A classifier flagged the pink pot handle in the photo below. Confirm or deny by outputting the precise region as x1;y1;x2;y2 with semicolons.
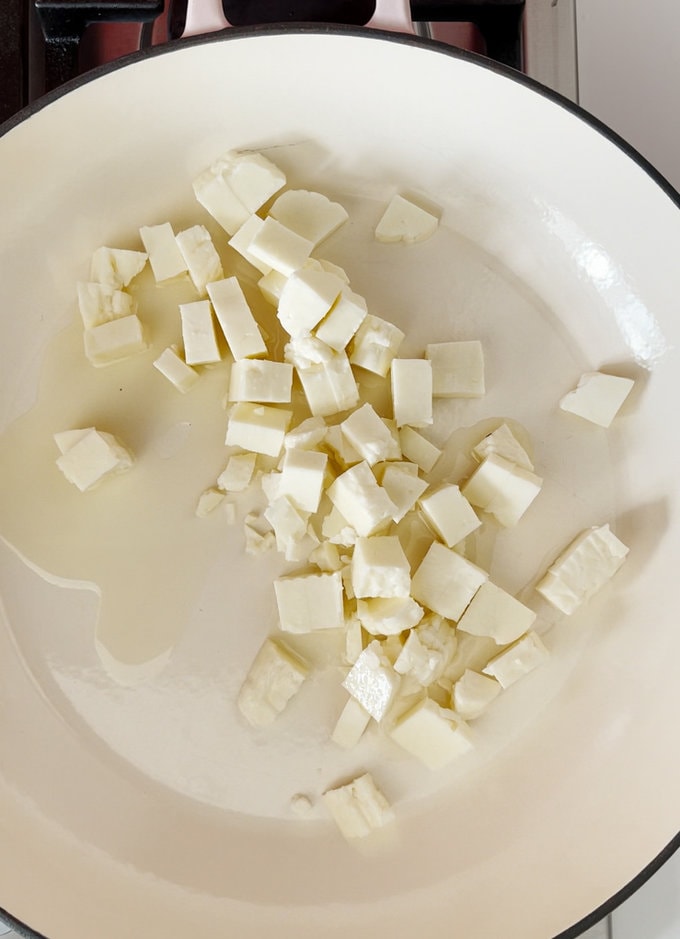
182;0;415;38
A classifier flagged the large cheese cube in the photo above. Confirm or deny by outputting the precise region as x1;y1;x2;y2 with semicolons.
225;402;292;457
482;631;549;688
193;165;251;236
452;669;502;720
351;535;411;599
89;246;147;288
179;299;221;365
274;570;344;633
357;596;424;636
83;314;146;366
374;193;439;244
277;268;344;337
55;427;133;492
193;151;285;235
237;637;309;727
411;541;488;621
139;223;188;283
342;640;401;721
77;281;136;329
425;340;485;398
285;335;359;417
418;483;481;547
322;773;394;839
340;403;401;467
349;314;405;376
153;346;199;393
248;217;314;276
277;447;328;514
327;462;396;537
269;189;349;246
207;276;267;360
456;580;536;644
389;698;473;769
461;453;542;527
535;523;629;614
229;359;293;403
391;359;433;428
559;371;634;427
175;225;223;295
315;288;368;351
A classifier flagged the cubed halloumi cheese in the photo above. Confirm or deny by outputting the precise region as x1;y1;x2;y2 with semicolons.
351;535;411;599
391;358;433;428
264;496;315;561
482;630;549;688
535;523;629;614
225;402;292;458
277;447;328;513
89;246;147;288
398;425;441;473
175;225;223;296
418;483;481;548
285;335;359;417
277;267;344;337
461;453;543;527
284;416;328;452
456;580;536;645
77;281;136;329
389;698;473;769
380;462;428;523
228;214;272;275
559;371;634;428
327;461;396;537
248;217;314;276
192;150;285;235
229;359;293;403
452;669;502;720
315;288;368;352
411;541;488;621
207;276;267;361
237;637;309;728
139;223;188;284
153;345;200;393
331;696;371;749
342;640;401;721
357;596;424;636
179;299;221;365
274;570;344;633
340;403;401;467
217;451;257;492
322;773;394;839
374;193;439;244
349;313;405;377
473;422;534;472
55;427;133;492
83;313;147;366
425;340;485;398
393;613;457;686
269;189;349;247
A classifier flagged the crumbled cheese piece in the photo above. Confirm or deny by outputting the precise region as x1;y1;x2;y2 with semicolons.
315;288;368;352
452;669;502;720
277;268;344;337
389;698;473;769
410;541;488;621
89;247;147;288
331;697;371;749
393;613;457;686
351;535;411;599
473;423;534;471
248;217;314;276
175;225;223;295
264;496;315;561
342;640;401;721
269;189;349;246
456;580;537;644
179;299;221;365
357;596;424;636
349;314;405;377
243;513;275;555
324;424;362;468
285;335;359;417
225;403;292;457
418;483;481;547
398;426;442;473
344;613;366;665
76;282;136;329
55;427;133;491
217;452;257;492
274;570;345;633
237;637;309;727
195;487;225;517
340;403;400;467
461;453;543;527
391;358;433;428
425;340;485;398
374;193;439;244
83;314;147;366
153;345;200;393
535;523;629;614
309;540;343;572
482;631;549;688
229;359;293;403
559;371;635;427
284;416;328;451
327;462;397;537
322;773;394;839
139;223;188;283
207;276;267;361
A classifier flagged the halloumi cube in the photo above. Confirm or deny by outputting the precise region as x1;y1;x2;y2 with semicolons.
389;698;473;769
322;773;394;839
426;340;485;398
461;453;543;527
559;371;634;428
237;637;309;727
456;580;536;644
55;427;133;491
274;570;344;633
410;541;488;621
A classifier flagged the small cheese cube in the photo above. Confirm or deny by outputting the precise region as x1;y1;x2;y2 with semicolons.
324;424;363;468
315;288;368;352
452;669;502;720
284;416;328;451
349;314;405;376
559;371;635;427
482;631;549;688
277;447;328;513
380;463;429;522
389;698;473;769
285;336;359;417
269;189;349;246
225;402;292;457
342;640;401;721
243;513;276;556
418;483;481;547
77;282;136;328
139;223;188;283
227;215;272;275
248;217;314;276
179;299;221;365
357;596;424;636
217;452;257;492
340;403;401;467
175;225;223;295
473;422;534;471
393;614;457;686
322;773;394;839
195;487;225;517
55;427;133;491
461;453;543;527
83;314;146;366
456;580;537;644
89;247;147;288
274;570;344;632
264;496;312;559
237;637;309;727
229;359;293;403
153;346;199;393
351;535;411;599
535;523;629;614
193;151;285;235
207;276;267;361
309;540;343;572
277;268;344;337
398;426;442;473
331;697;371;749
374;193;439;244
391;359;433;428
257;268;287;305
193;164;251;235
327;462;397;537
426;340;485;398
411;541;488;621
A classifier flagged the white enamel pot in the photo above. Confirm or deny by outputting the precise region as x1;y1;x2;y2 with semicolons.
0;6;678;939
